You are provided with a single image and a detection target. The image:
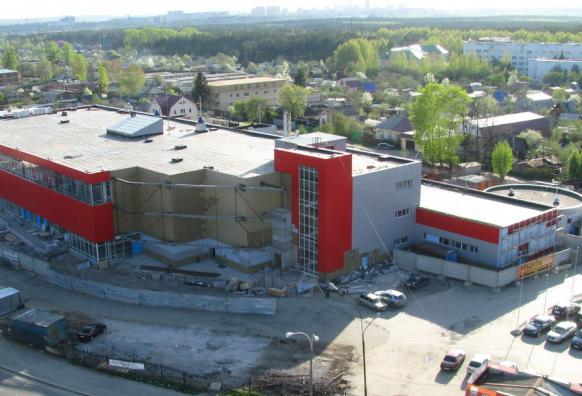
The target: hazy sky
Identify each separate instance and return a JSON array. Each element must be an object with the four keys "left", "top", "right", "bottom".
[{"left": 3, "top": 0, "right": 580, "bottom": 20}]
